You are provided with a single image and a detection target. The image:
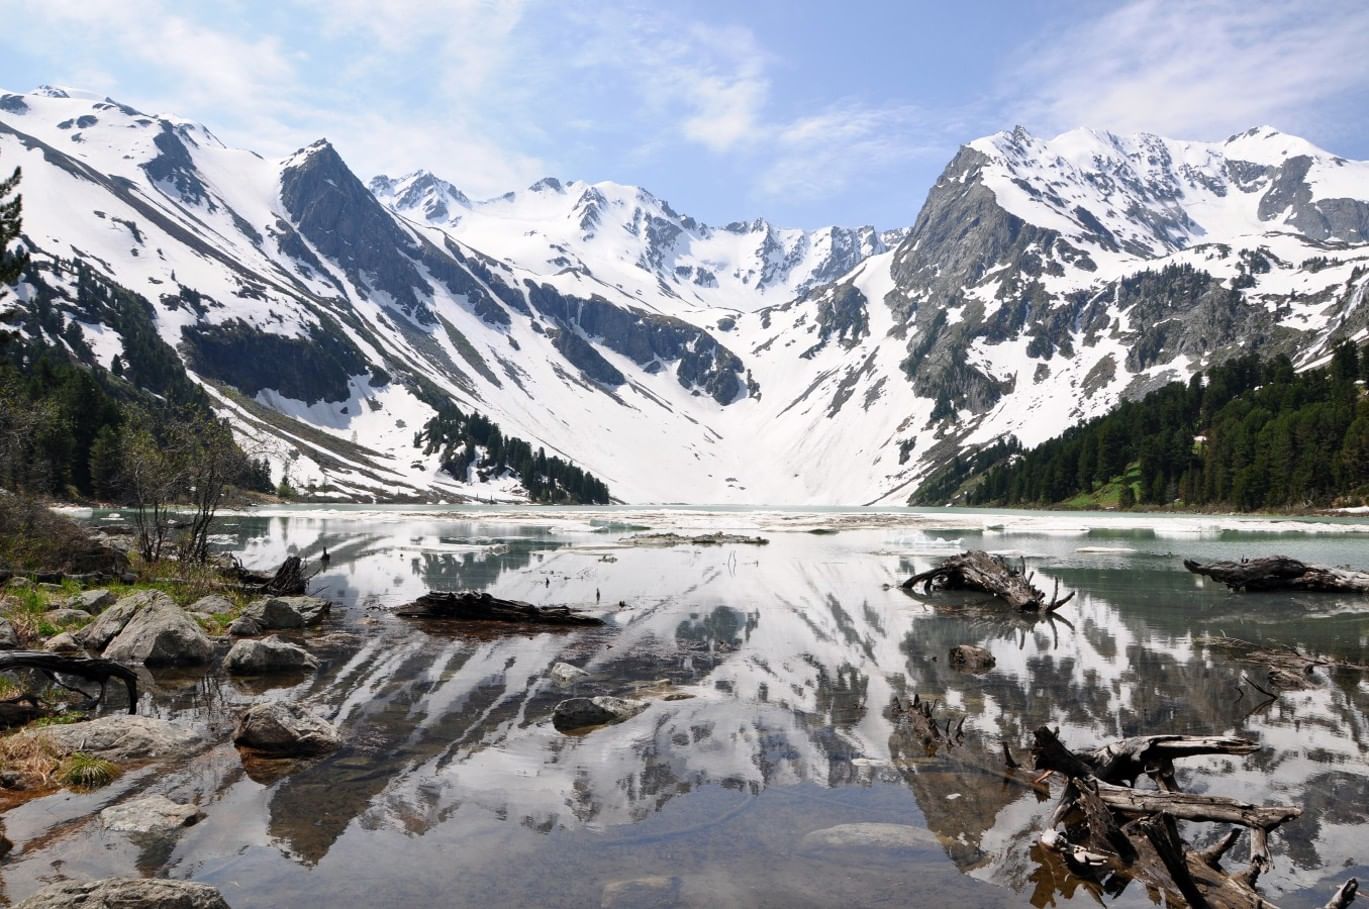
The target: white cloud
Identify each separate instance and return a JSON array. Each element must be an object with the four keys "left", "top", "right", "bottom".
[{"left": 1008, "top": 0, "right": 1369, "bottom": 140}]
